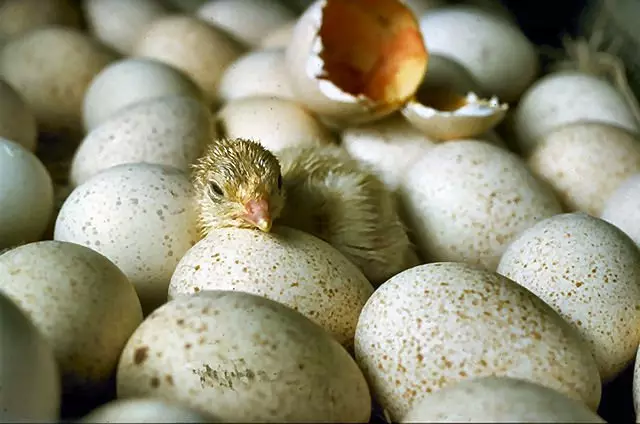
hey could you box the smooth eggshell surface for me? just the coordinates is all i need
[0,79,37,151]
[354,262,601,421]
[79,398,217,423]
[601,173,640,247]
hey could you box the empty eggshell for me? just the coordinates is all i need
[169,226,374,347]
[0,138,54,250]
[79,398,217,423]
[133,15,244,104]
[71,95,213,187]
[0,79,37,151]
[0,27,117,139]
[54,163,199,314]
[84,0,170,55]
[0,0,81,38]
[285,0,428,127]
[400,140,562,271]
[354,262,601,421]
[196,0,295,47]
[528,122,640,216]
[497,212,640,382]
[117,291,372,422]
[400,376,605,423]
[419,6,538,102]
[0,241,143,394]
[218,48,294,102]
[512,71,640,155]
[216,96,335,152]
[259,20,296,49]
[0,290,61,422]
[83,57,204,131]
[601,173,640,247]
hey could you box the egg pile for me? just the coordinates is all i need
[1,0,639,422]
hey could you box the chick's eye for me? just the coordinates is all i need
[209,182,224,197]
[277,174,283,190]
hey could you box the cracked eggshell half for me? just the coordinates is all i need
[285,0,428,127]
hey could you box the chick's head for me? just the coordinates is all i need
[192,138,286,237]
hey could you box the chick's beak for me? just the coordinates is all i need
[243,198,272,232]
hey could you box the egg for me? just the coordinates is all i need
[0,27,116,139]
[169,226,374,347]
[528,122,640,216]
[54,163,199,314]
[116,291,372,422]
[0,79,37,151]
[196,0,295,47]
[0,290,60,421]
[601,173,640,247]
[0,0,81,38]
[0,241,142,395]
[400,140,562,271]
[400,376,605,423]
[216,96,335,152]
[218,48,294,102]
[419,6,538,103]
[132,15,244,105]
[259,20,296,49]
[71,95,213,187]
[79,398,217,423]
[0,138,54,250]
[84,0,170,55]
[497,212,640,382]
[512,71,640,155]
[355,262,601,421]
[416,54,480,95]
[82,58,204,131]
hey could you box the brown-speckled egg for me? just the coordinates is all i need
[169,226,374,347]
[497,212,640,382]
[116,290,372,422]
[354,262,601,421]
[53,163,199,314]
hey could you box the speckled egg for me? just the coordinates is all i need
[601,173,640,247]
[116,290,372,422]
[0,79,37,151]
[354,262,601,421]
[0,241,142,395]
[400,376,605,423]
[79,398,217,423]
[169,226,374,347]
[71,95,213,187]
[497,212,640,382]
[400,140,562,271]
[528,122,640,216]
[54,163,199,314]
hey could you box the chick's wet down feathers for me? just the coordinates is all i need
[192,138,419,285]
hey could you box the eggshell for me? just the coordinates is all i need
[512,71,640,155]
[216,96,335,152]
[169,226,374,347]
[400,140,562,271]
[84,0,169,55]
[196,0,295,47]
[419,6,538,102]
[0,241,143,394]
[601,173,640,247]
[54,163,199,314]
[218,48,294,102]
[0,138,54,250]
[528,122,640,216]
[418,54,480,95]
[0,0,81,38]
[0,290,61,422]
[354,262,601,421]
[71,95,213,187]
[259,20,296,49]
[116,291,372,422]
[83,58,204,131]
[79,398,217,423]
[0,79,37,151]
[133,15,244,104]
[497,212,640,382]
[400,376,605,423]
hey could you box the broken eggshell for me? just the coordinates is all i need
[285,0,428,128]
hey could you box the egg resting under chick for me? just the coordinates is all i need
[192,138,419,285]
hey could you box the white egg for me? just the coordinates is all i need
[355,262,601,421]
[71,95,213,187]
[0,290,60,422]
[0,138,54,250]
[601,173,640,247]
[79,398,217,423]
[117,291,372,422]
[54,163,199,314]
[0,79,37,151]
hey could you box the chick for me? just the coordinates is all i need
[192,138,419,285]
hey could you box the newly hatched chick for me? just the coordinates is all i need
[192,138,419,285]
